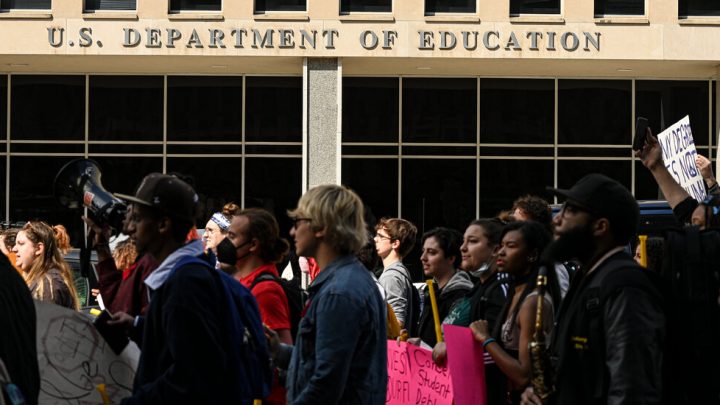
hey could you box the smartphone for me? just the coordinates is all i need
[94,310,129,355]
[633,117,650,151]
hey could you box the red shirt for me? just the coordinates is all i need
[236,263,291,331]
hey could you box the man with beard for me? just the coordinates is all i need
[521,173,665,405]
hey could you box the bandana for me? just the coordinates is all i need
[210,212,231,231]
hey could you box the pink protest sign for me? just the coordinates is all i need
[443,324,487,405]
[407,344,453,405]
[386,341,412,404]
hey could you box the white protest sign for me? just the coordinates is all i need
[35,301,139,404]
[657,115,706,202]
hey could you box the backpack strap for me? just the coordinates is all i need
[249,273,280,291]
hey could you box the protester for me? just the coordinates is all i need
[203,202,240,254]
[0,227,21,273]
[85,208,158,318]
[110,173,258,404]
[521,173,665,405]
[696,154,719,194]
[432,218,509,405]
[633,236,664,272]
[374,217,418,329]
[113,238,138,273]
[219,207,292,405]
[636,129,718,228]
[52,224,72,256]
[267,184,387,404]
[0,252,39,405]
[412,227,473,348]
[511,195,570,297]
[470,221,558,404]
[13,221,79,310]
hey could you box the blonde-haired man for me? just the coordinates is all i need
[269,184,387,404]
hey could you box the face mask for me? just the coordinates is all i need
[470,260,492,278]
[216,237,251,265]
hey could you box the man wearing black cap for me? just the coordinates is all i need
[521,173,665,405]
[112,173,248,404]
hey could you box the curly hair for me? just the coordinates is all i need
[512,195,552,230]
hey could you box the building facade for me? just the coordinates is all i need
[0,0,718,262]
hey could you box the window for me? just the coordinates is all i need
[402,78,476,143]
[170,0,220,12]
[245,77,302,142]
[255,0,305,13]
[89,76,163,142]
[343,78,398,142]
[425,0,475,14]
[679,0,720,17]
[167,76,243,142]
[1,0,50,9]
[558,80,631,145]
[510,0,560,15]
[12,75,85,141]
[341,0,391,13]
[594,0,643,16]
[84,0,135,11]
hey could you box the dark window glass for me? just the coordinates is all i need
[11,75,84,141]
[343,77,398,143]
[557,160,631,194]
[85,0,135,11]
[510,0,560,15]
[342,158,399,220]
[481,79,554,144]
[635,161,661,200]
[559,80,631,145]
[89,76,163,142]
[168,76,242,142]
[401,158,475,235]
[88,156,163,197]
[245,157,302,238]
[2,0,50,9]
[341,0,391,13]
[425,0,475,14]
[167,157,241,227]
[170,0,220,11]
[636,80,710,149]
[402,78,476,143]
[595,0,643,16]
[679,0,720,17]
[255,0,305,12]
[10,157,83,246]
[479,159,554,217]
[0,157,5,221]
[0,76,6,140]
[246,77,302,142]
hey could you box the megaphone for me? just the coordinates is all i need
[54,158,127,232]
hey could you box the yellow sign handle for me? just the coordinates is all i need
[426,280,443,343]
[638,234,648,268]
[253,400,262,405]
[96,384,110,405]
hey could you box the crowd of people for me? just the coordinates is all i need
[0,124,719,405]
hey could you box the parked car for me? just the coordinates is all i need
[551,200,680,237]
[65,248,99,309]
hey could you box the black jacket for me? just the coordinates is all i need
[550,250,665,405]
[0,254,39,405]
[123,261,241,404]
[418,271,473,347]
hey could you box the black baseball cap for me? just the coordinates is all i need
[115,173,199,223]
[547,173,639,242]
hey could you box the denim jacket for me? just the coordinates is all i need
[286,255,387,405]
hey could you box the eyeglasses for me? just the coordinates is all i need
[374,233,392,241]
[290,217,312,228]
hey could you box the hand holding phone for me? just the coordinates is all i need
[633,117,650,151]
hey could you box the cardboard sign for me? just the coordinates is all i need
[443,325,486,405]
[35,301,140,404]
[386,341,453,405]
[657,116,706,201]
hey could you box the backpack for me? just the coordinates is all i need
[386,267,421,337]
[172,256,273,403]
[250,272,307,341]
[660,228,720,405]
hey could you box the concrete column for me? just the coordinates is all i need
[304,57,341,190]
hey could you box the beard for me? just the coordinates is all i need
[542,222,595,264]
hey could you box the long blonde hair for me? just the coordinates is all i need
[22,221,79,310]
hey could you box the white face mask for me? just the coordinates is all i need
[470,259,492,278]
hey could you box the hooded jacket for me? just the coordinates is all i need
[417,270,473,347]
